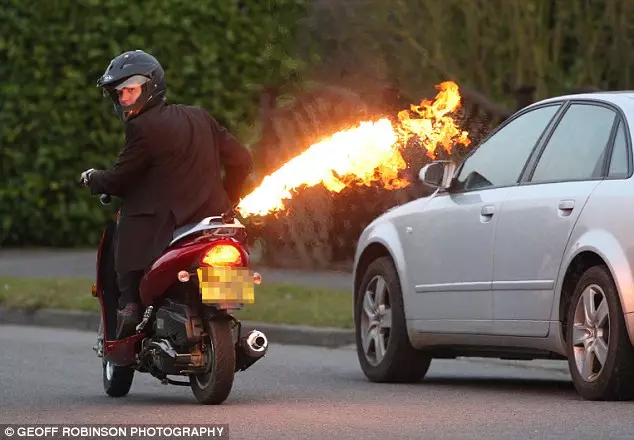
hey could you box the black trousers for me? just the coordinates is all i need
[117,270,144,309]
[111,217,145,310]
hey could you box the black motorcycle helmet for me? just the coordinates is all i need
[97,50,166,122]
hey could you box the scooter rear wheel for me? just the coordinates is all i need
[190,318,236,404]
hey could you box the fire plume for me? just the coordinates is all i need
[397,81,471,158]
[236,80,471,218]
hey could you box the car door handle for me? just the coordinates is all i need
[481,205,495,216]
[558,200,575,211]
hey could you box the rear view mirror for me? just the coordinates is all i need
[418,161,456,189]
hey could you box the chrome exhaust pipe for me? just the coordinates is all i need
[244,330,268,354]
[235,330,269,372]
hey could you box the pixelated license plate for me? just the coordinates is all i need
[197,266,255,304]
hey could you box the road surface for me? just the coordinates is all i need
[1,325,633,440]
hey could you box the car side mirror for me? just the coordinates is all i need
[418,161,456,189]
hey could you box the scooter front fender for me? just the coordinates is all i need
[103,334,145,366]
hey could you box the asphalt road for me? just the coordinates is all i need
[0,249,352,291]
[2,325,634,440]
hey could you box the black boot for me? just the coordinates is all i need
[116,303,141,339]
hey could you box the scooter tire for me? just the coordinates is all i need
[190,318,236,405]
[102,359,134,397]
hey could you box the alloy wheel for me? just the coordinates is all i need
[360,275,393,366]
[572,284,610,382]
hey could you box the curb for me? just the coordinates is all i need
[0,307,355,349]
[0,307,571,374]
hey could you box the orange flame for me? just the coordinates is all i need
[236,80,471,218]
[397,81,471,158]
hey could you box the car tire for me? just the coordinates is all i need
[355,256,431,382]
[566,264,634,401]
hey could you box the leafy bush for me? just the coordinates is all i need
[299,0,634,107]
[0,0,307,246]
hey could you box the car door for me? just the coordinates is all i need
[491,101,620,337]
[404,103,563,334]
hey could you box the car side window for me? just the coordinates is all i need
[530,103,616,183]
[608,121,629,178]
[453,105,560,191]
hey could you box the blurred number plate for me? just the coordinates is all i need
[197,266,255,304]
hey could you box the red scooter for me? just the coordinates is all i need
[91,194,268,404]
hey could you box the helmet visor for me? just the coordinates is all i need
[114,75,151,90]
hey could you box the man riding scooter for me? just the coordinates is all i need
[80,50,254,340]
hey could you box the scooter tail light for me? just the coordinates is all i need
[201,244,242,267]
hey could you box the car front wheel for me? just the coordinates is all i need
[355,256,431,382]
[566,264,634,400]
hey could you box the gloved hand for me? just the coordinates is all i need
[79,168,96,186]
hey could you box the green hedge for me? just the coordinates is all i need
[0,0,308,246]
[304,0,634,107]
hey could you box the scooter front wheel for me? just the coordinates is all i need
[190,318,236,404]
[102,359,134,397]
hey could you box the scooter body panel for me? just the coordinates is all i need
[139,238,249,307]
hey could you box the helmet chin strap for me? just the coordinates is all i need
[121,107,140,121]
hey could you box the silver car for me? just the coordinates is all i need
[352,91,634,400]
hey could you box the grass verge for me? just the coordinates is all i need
[0,277,352,328]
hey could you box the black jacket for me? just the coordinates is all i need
[89,101,254,273]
